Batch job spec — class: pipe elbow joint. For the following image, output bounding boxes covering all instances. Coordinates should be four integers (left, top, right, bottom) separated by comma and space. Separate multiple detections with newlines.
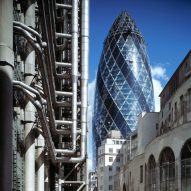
34, 100, 42, 110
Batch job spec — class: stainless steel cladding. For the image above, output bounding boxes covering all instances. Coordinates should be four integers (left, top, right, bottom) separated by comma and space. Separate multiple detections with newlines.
9, 0, 89, 190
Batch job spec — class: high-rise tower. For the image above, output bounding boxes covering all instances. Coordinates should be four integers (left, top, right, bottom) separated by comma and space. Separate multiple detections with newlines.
93, 11, 155, 149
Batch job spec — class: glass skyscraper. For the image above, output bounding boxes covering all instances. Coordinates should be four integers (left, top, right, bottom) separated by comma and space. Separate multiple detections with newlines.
93, 11, 155, 148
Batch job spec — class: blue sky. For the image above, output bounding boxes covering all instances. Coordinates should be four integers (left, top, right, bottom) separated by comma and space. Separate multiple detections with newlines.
88, 0, 191, 170
90, 0, 191, 83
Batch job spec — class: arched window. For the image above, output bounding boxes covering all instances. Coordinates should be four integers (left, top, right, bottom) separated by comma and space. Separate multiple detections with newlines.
123, 184, 126, 191
147, 155, 156, 191
159, 147, 175, 191
181, 139, 191, 191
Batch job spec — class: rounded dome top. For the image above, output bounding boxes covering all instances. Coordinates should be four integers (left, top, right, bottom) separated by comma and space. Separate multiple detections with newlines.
107, 11, 142, 39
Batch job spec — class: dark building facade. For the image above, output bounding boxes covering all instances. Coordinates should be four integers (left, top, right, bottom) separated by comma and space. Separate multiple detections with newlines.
93, 11, 155, 148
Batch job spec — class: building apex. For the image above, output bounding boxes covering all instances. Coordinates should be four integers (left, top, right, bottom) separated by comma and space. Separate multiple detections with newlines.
107, 11, 141, 39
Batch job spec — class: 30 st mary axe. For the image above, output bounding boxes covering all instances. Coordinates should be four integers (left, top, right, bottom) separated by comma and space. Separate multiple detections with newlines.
93, 11, 155, 148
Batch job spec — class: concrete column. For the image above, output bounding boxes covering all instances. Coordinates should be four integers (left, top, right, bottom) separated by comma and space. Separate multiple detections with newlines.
156, 163, 160, 191
36, 135, 45, 191
44, 159, 50, 191
177, 157, 182, 191
24, 1, 36, 191
0, 0, 14, 191
86, 133, 89, 191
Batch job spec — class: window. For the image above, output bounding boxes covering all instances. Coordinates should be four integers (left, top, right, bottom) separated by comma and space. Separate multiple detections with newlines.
100, 167, 103, 172
109, 185, 112, 190
168, 114, 171, 123
156, 123, 159, 130
116, 157, 120, 162
174, 102, 178, 119
181, 139, 191, 189
109, 148, 113, 153
140, 165, 143, 183
117, 149, 120, 153
169, 102, 171, 110
109, 157, 113, 162
109, 166, 112, 171
188, 89, 191, 111
116, 166, 120, 172
160, 147, 175, 190
109, 176, 112, 181
180, 95, 184, 116
116, 140, 119, 144
147, 155, 156, 189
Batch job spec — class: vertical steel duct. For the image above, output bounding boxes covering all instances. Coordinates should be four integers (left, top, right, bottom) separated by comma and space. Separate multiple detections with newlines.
81, 1, 89, 190
36, 135, 45, 191
0, 0, 13, 191
71, 0, 78, 153
24, 1, 36, 191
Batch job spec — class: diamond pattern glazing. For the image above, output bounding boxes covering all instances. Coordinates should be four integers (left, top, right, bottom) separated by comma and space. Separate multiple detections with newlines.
93, 11, 155, 148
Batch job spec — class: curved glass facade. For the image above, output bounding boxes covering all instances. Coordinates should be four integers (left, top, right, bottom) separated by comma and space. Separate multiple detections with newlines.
93, 11, 155, 148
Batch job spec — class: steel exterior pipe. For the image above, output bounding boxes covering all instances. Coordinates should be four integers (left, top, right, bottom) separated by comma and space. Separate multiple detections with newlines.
56, 3, 72, 9
13, 80, 46, 104
24, 2, 36, 191
56, 32, 72, 38
81, 0, 89, 189
36, 135, 45, 191
0, 0, 13, 190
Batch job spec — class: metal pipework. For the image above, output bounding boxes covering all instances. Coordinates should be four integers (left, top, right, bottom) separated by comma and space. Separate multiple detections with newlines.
13, 0, 89, 162
37, 1, 81, 153
24, 5, 36, 190
55, 0, 89, 163
36, 0, 58, 105
49, 0, 71, 52
13, 82, 83, 163
36, 135, 45, 191
13, 24, 67, 136
67, 0, 79, 154
35, 0, 70, 113
14, 25, 71, 137
56, 32, 72, 38
13, 84, 56, 160
13, 21, 43, 46
47, 0, 79, 155
35, 0, 76, 139
13, 80, 46, 105
81, 0, 89, 133
56, 3, 72, 9
43, 0, 80, 154
56, 123, 86, 163
37, 0, 72, 106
